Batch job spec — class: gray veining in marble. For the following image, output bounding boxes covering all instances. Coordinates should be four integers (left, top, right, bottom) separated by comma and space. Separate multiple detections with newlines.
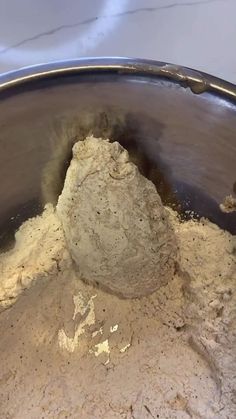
0, 0, 224, 56
0, 0, 235, 83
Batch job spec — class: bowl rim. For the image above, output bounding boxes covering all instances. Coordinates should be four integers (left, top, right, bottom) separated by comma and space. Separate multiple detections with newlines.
0, 57, 236, 101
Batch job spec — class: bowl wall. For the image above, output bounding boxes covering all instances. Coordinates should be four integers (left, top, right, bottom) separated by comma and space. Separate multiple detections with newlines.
0, 58, 235, 248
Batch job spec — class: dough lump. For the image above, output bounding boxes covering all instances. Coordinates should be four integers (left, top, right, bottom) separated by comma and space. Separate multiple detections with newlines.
57, 137, 177, 298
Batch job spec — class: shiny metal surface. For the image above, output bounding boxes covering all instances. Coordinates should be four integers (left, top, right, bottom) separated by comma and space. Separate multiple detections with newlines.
0, 57, 235, 248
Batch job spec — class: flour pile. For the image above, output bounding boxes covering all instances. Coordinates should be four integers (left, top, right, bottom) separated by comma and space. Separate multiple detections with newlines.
0, 136, 235, 418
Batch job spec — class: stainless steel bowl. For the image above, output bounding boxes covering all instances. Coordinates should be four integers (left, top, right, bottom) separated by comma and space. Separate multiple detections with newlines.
0, 57, 236, 249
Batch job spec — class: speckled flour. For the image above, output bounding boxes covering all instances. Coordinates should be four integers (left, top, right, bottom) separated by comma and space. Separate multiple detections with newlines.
0, 137, 235, 419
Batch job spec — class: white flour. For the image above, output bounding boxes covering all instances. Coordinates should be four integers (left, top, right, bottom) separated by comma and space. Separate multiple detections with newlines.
0, 137, 235, 418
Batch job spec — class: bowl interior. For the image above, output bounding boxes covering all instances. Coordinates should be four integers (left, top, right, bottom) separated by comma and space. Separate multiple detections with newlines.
0, 64, 236, 249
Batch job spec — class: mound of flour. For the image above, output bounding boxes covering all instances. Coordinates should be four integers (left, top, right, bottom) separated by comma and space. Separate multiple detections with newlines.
0, 204, 69, 310
170, 210, 236, 418
0, 137, 235, 418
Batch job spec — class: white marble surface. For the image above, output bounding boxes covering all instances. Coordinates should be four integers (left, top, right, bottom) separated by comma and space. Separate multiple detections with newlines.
0, 0, 236, 83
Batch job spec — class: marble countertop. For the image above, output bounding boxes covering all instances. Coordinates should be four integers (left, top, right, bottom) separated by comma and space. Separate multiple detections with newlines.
0, 0, 236, 84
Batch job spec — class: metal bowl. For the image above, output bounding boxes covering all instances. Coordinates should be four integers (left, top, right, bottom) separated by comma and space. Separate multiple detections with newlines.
0, 57, 236, 249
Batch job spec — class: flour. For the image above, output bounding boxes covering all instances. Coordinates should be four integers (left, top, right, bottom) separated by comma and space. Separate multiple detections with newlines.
220, 194, 236, 213
58, 293, 97, 353
0, 204, 69, 310
0, 137, 235, 418
172, 213, 236, 418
